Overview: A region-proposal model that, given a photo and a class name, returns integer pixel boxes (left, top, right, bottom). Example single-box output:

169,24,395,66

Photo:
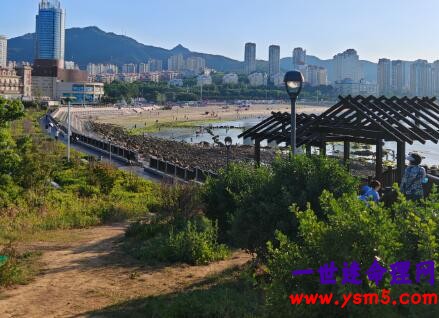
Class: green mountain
7,26,378,82
7,26,243,72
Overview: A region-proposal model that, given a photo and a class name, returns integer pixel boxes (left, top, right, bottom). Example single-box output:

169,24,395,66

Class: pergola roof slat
240,95,439,147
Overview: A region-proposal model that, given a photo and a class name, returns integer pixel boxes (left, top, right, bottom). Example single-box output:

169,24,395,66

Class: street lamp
225,136,233,169
284,71,304,156
61,95,77,162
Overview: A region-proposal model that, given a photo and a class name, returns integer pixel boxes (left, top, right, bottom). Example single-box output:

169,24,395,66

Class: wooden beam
397,141,406,185
376,139,384,182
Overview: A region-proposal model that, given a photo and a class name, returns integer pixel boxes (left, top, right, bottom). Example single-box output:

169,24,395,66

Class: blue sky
2,0,439,62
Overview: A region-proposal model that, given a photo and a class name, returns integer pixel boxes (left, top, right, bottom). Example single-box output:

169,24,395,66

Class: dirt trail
0,224,251,318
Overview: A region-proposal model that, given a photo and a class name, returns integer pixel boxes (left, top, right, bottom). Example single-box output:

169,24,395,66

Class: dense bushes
264,190,439,317
202,163,271,241
124,182,230,266
203,155,358,255
125,215,230,265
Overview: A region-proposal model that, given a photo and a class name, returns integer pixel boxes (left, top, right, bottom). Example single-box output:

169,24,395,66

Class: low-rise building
57,82,104,104
146,72,161,83
270,73,284,87
64,61,78,70
32,59,104,103
161,71,180,81
169,78,184,87
117,73,138,83
334,79,378,96
0,65,32,99
223,73,239,85
197,74,212,86
248,72,267,87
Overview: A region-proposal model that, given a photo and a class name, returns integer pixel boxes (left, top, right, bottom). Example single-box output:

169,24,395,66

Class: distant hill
8,26,378,81
8,26,243,72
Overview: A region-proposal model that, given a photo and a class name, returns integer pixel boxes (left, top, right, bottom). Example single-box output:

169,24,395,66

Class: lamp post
61,95,76,162
284,71,304,156
225,136,233,169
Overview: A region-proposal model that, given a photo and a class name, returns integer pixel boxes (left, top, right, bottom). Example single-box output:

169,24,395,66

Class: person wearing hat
400,153,426,200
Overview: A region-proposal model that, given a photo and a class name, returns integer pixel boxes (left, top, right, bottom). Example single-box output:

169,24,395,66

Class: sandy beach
52,103,330,132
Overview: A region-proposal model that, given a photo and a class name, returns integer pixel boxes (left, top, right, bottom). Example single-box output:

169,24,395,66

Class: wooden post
255,139,261,167
319,143,326,156
397,141,406,184
343,141,350,162
306,144,312,156
376,139,383,182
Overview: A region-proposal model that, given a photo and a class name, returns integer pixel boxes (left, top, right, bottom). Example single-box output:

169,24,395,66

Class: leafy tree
0,97,24,127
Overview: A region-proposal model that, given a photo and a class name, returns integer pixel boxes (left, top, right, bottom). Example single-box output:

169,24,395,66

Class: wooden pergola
239,95,439,184
239,111,318,165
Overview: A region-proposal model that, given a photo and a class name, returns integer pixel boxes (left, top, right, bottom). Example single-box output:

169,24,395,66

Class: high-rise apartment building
268,45,280,79
333,49,362,82
244,43,256,74
377,58,392,95
292,47,306,68
0,36,7,68
64,61,77,70
432,61,439,97
87,63,118,75
148,59,163,72
186,56,206,74
410,59,432,97
391,60,406,95
122,63,137,74
35,0,65,62
305,65,328,86
139,63,150,74
168,54,185,71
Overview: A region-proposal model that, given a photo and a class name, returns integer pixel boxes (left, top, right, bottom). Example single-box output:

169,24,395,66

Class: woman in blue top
400,153,426,201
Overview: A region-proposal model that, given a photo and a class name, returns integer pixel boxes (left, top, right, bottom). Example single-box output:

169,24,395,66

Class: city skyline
1,0,439,62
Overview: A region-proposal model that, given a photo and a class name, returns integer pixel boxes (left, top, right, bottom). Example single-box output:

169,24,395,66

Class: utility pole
200,84,203,103
61,96,76,162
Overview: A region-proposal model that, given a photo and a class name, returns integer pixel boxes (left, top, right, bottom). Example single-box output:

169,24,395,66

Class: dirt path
0,224,251,318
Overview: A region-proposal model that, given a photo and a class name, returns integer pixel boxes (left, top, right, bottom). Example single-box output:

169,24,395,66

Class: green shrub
157,183,203,221
126,216,230,265
167,220,230,265
264,191,439,318
203,155,358,256
202,163,271,241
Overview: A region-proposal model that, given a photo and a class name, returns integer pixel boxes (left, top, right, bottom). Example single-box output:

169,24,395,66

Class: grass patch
0,243,42,287
0,108,159,243
127,118,225,135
